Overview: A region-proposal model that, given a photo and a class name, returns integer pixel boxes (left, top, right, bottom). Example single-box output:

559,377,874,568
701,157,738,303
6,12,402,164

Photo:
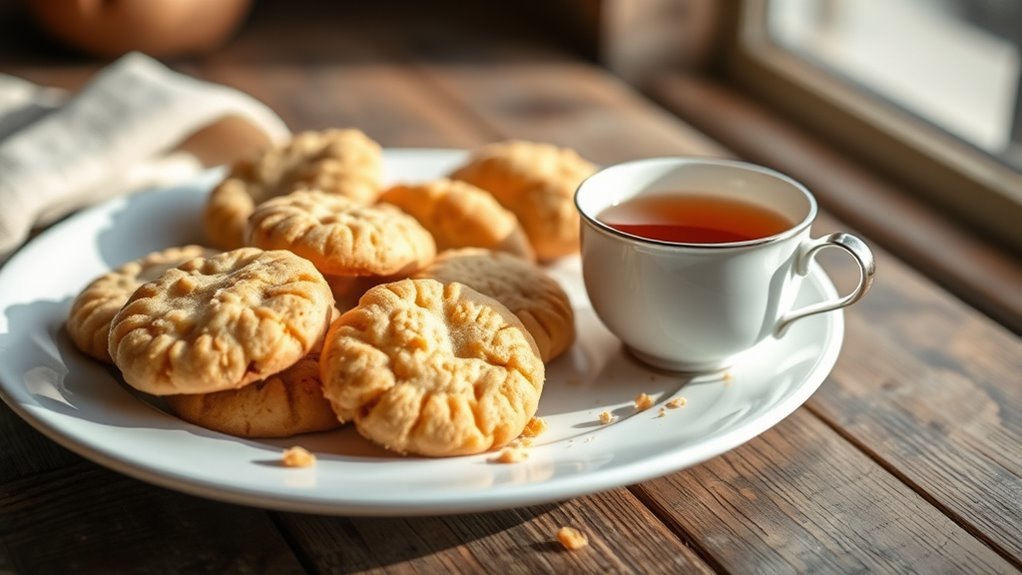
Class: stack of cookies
67,129,596,457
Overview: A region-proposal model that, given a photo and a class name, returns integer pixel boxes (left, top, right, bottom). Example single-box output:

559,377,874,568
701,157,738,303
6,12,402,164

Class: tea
597,193,791,244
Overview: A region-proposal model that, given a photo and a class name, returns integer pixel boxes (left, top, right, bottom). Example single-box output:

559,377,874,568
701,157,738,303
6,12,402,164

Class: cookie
416,248,575,362
108,247,333,396
67,245,217,363
246,190,436,277
379,179,533,260
449,140,596,260
164,354,341,438
319,278,545,456
204,129,382,250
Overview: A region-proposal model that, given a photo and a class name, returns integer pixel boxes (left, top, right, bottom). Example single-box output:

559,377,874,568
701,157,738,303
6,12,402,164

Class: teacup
575,157,874,373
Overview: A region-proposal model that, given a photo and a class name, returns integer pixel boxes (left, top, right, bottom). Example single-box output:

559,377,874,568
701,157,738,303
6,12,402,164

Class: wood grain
0,463,304,573
178,21,491,148
632,410,1017,574
809,214,1022,564
380,26,730,163
193,64,487,149
0,402,82,484
275,490,715,574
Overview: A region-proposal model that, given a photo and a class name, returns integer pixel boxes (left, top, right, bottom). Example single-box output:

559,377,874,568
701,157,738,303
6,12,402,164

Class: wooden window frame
720,0,1022,254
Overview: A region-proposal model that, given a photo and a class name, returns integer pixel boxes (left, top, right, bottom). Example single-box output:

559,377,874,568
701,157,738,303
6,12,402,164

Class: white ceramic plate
0,149,843,516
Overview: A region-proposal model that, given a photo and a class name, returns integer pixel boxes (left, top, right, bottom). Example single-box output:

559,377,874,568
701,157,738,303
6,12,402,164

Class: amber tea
597,193,792,244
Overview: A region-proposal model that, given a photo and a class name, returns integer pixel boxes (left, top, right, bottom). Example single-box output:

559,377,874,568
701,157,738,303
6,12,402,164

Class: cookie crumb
657,407,667,418
723,370,733,382
522,416,548,437
281,446,316,468
510,436,534,448
490,447,528,463
634,392,654,411
556,526,589,550
666,397,687,409
599,410,615,424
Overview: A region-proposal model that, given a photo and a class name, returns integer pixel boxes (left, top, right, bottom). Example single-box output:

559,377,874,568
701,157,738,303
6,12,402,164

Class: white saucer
0,149,843,516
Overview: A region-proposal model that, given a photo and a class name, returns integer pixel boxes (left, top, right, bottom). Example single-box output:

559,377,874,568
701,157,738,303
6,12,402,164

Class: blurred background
4,0,1020,163
0,0,1020,260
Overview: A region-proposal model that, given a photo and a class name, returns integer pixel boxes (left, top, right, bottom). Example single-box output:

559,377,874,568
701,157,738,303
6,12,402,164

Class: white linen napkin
0,52,290,259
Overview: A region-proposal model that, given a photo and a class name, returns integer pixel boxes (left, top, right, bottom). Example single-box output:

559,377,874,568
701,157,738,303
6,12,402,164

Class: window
726,0,1022,251
770,0,1021,170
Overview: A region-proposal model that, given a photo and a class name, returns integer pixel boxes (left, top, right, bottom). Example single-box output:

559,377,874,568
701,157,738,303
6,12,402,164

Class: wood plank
0,402,82,483
632,410,1018,574
809,213,1022,564
378,27,729,162
162,0,599,145
190,64,486,149
0,463,304,573
177,16,492,148
275,489,715,574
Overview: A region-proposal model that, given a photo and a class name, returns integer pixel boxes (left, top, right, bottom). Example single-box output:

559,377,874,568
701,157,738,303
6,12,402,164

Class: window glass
768,0,1022,171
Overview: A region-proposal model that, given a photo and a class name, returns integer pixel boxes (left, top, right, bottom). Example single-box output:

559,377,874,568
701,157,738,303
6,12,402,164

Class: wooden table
2,4,1020,573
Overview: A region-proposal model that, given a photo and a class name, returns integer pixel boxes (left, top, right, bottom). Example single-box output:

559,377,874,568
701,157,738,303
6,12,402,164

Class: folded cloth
0,52,290,259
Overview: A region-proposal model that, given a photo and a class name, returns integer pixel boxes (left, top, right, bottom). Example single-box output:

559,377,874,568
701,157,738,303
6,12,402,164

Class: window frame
720,0,1022,253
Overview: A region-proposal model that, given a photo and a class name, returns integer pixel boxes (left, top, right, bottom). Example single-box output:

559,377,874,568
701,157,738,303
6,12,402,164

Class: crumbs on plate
633,392,654,411
281,446,316,468
490,447,529,464
599,410,615,424
509,436,534,448
666,397,687,409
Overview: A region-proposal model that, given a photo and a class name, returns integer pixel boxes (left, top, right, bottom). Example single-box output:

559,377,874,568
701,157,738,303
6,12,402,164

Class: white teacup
575,157,875,373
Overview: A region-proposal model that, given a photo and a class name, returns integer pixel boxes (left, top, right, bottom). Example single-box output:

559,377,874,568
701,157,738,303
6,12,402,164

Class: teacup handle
775,232,875,337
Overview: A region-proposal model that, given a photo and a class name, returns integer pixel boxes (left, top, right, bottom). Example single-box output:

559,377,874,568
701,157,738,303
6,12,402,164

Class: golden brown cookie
449,140,596,260
319,278,545,457
164,354,341,438
67,245,217,363
416,248,575,362
109,247,333,396
379,179,533,260
246,190,436,277
204,129,382,250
